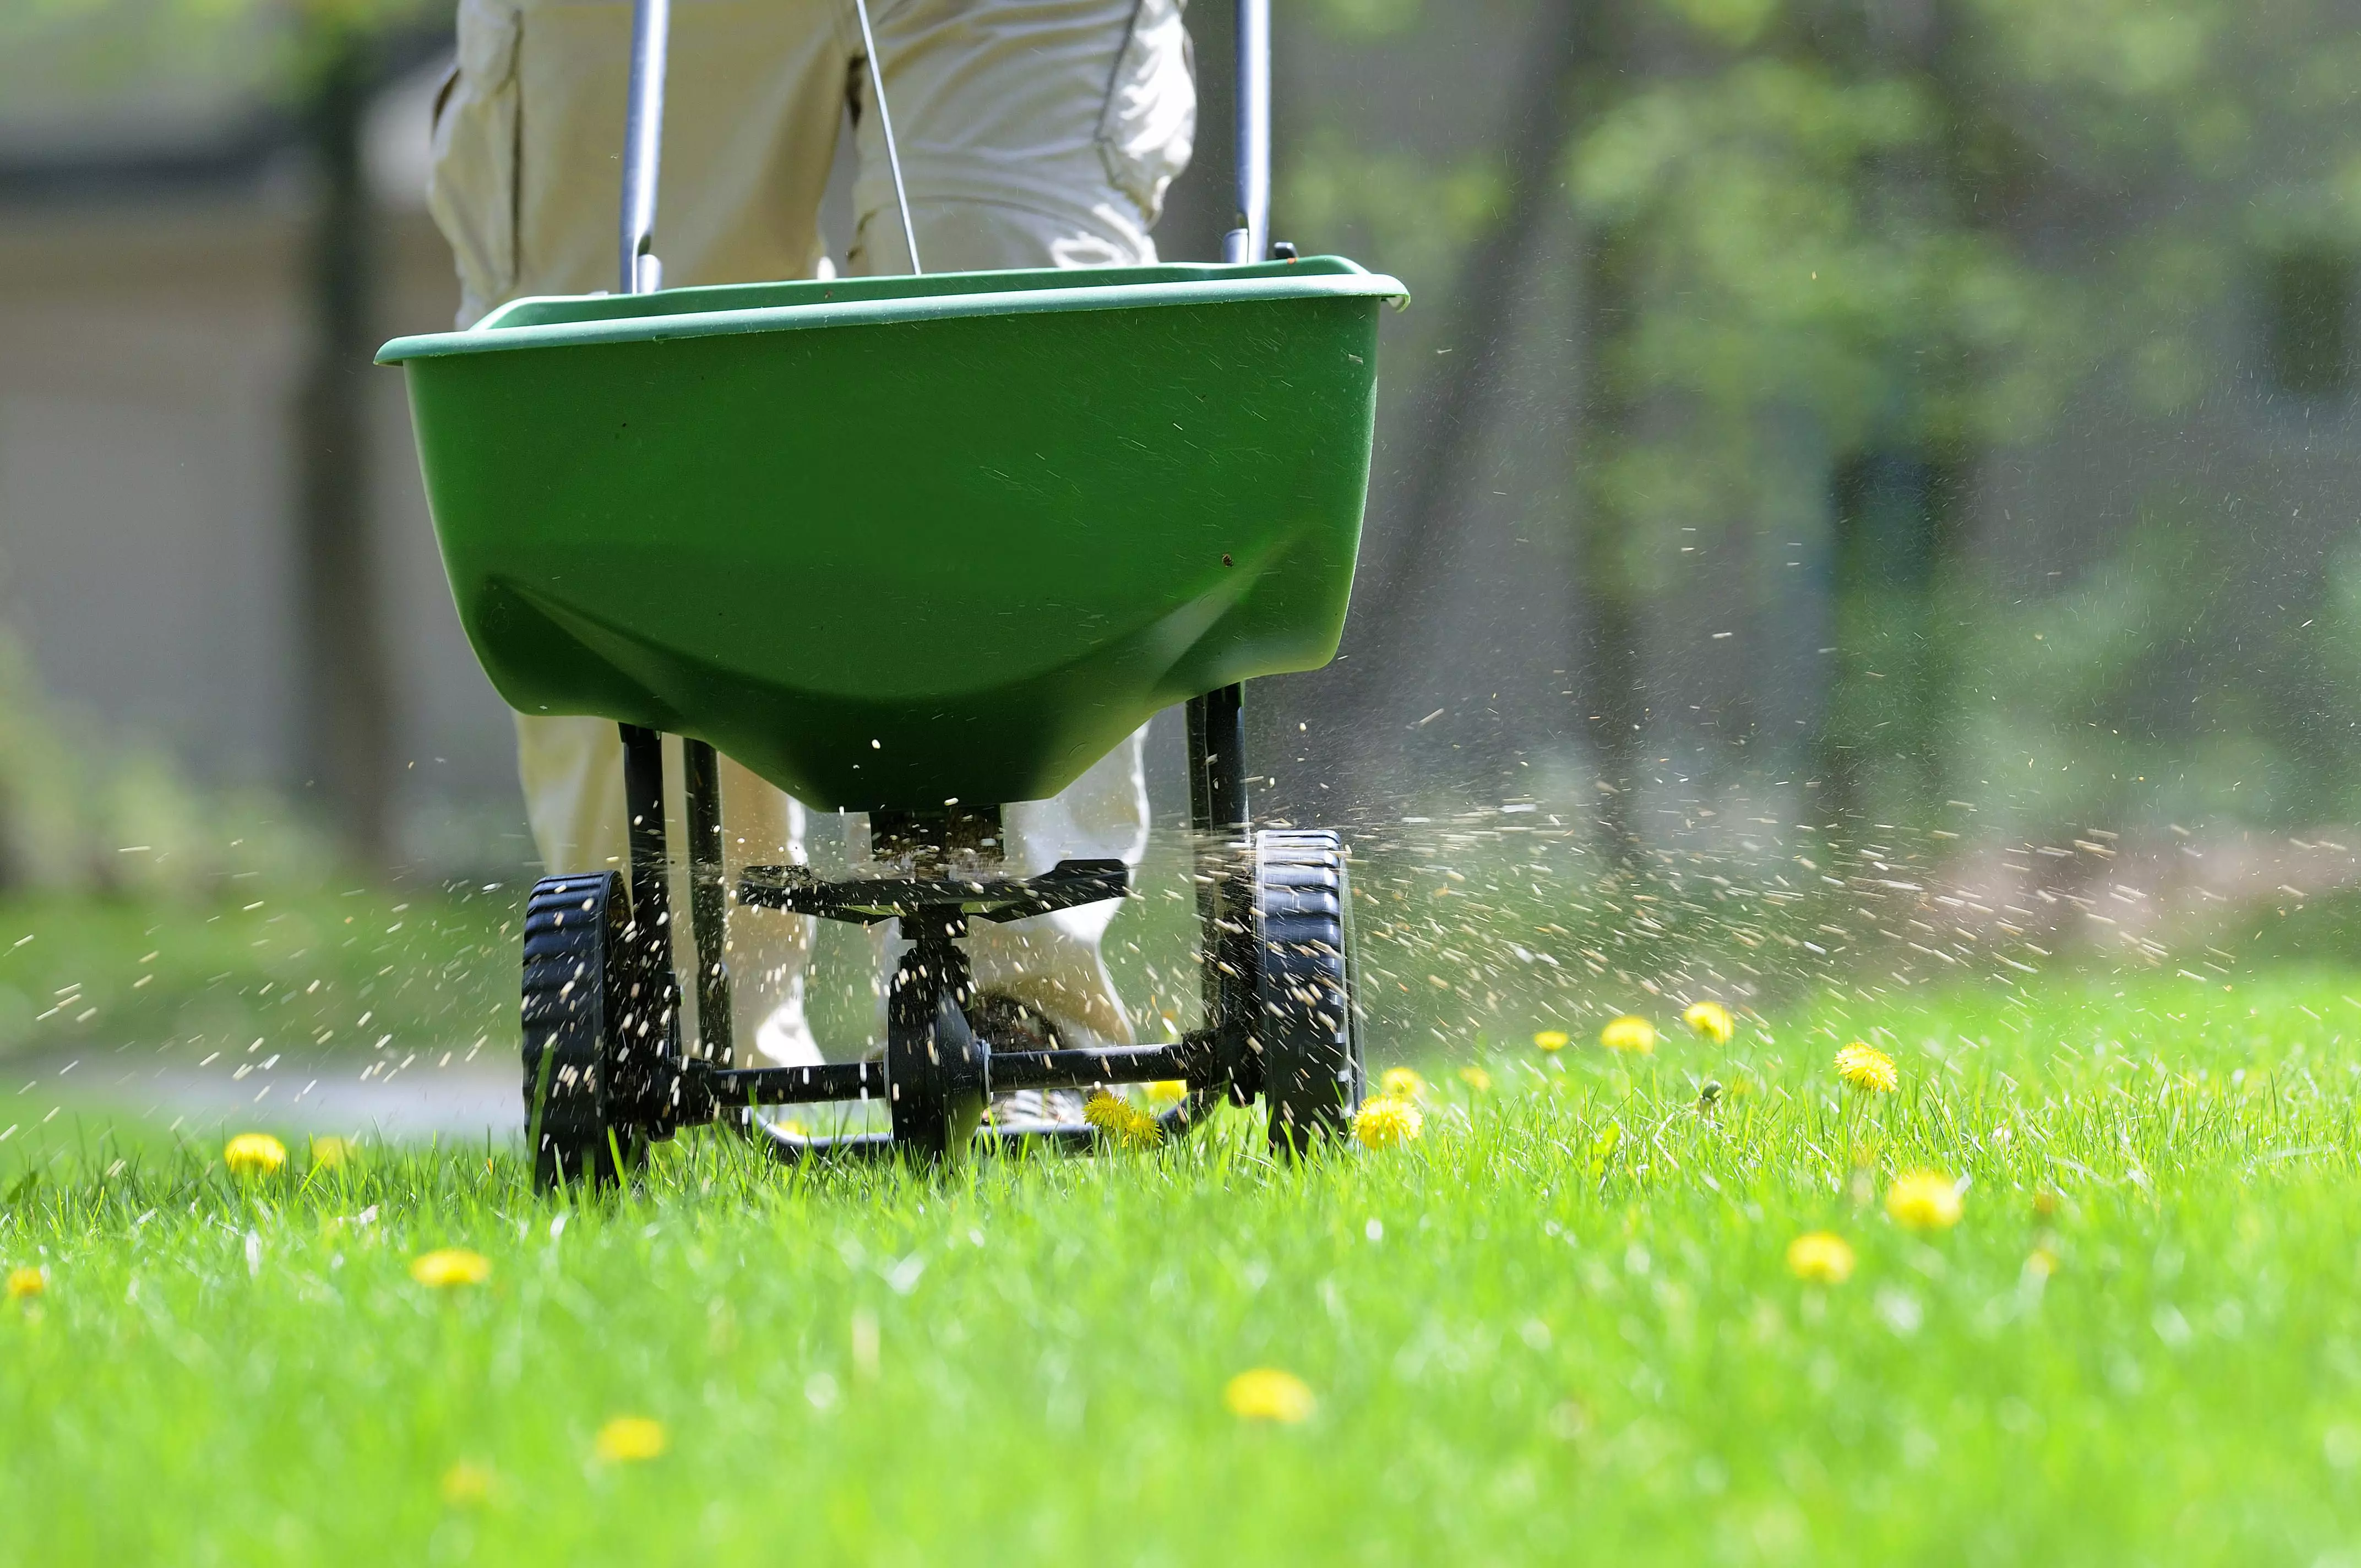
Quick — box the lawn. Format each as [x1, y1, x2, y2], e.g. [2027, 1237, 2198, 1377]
[7, 968, 2361, 1563]
[0, 886, 519, 1065]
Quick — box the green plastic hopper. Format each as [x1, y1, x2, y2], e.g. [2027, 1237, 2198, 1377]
[377, 257, 1405, 810]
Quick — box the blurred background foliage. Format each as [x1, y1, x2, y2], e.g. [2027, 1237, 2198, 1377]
[1286, 0, 2361, 856]
[4, 0, 2360, 901]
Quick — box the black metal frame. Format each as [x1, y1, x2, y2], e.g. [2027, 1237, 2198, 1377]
[594, 682, 1263, 1159]
[738, 857, 1129, 925]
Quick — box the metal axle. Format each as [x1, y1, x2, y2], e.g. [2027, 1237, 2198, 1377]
[691, 1036, 1215, 1113]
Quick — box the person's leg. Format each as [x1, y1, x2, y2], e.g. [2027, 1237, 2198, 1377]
[431, 0, 852, 311]
[846, 0, 1194, 275]
[847, 0, 1196, 1053]
[428, 0, 851, 1059]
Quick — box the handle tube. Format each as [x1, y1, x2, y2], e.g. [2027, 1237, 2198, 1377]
[617, 0, 671, 293]
[1223, 0, 1270, 264]
[684, 739, 734, 1066]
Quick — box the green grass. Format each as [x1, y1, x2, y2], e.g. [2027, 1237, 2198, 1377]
[9, 969, 2361, 1562]
[0, 888, 520, 1064]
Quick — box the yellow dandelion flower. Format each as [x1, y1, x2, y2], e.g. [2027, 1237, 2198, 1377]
[1082, 1090, 1160, 1148]
[1145, 1079, 1188, 1112]
[1682, 1000, 1736, 1044]
[1225, 1368, 1315, 1424]
[1834, 1042, 1898, 1093]
[1352, 1095, 1423, 1150]
[1599, 1015, 1657, 1055]
[223, 1131, 287, 1179]
[1885, 1169, 1963, 1232]
[1379, 1066, 1428, 1101]
[7, 1266, 45, 1300]
[410, 1248, 492, 1288]
[1532, 1030, 1569, 1053]
[308, 1136, 353, 1169]
[594, 1416, 667, 1463]
[440, 1462, 495, 1507]
[1457, 1065, 1492, 1092]
[1786, 1232, 1855, 1284]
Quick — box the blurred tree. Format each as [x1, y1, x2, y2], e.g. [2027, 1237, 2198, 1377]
[290, 0, 428, 872]
[1297, 0, 2361, 840]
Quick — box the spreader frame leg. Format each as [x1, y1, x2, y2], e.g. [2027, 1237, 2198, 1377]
[617, 723, 684, 1105]
[683, 738, 733, 1066]
[1186, 685, 1261, 1104]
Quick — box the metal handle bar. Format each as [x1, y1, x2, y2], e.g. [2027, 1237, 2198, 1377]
[618, 0, 669, 293]
[1225, 0, 1270, 264]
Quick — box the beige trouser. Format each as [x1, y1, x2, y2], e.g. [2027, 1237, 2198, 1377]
[427, 0, 1195, 1057]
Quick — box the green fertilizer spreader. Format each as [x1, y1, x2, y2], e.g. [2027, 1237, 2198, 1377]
[379, 0, 1403, 1185]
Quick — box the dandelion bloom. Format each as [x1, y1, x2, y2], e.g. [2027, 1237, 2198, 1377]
[7, 1266, 44, 1300]
[1352, 1095, 1423, 1150]
[308, 1136, 353, 1169]
[1682, 1000, 1736, 1044]
[1457, 1065, 1493, 1093]
[594, 1416, 667, 1463]
[1885, 1170, 1963, 1232]
[1082, 1091, 1160, 1149]
[1834, 1042, 1898, 1093]
[1532, 1030, 1569, 1053]
[1379, 1066, 1427, 1101]
[1599, 1016, 1657, 1055]
[1786, 1232, 1855, 1284]
[1225, 1368, 1316, 1424]
[1145, 1079, 1188, 1112]
[440, 1462, 494, 1506]
[224, 1132, 287, 1178]
[410, 1248, 492, 1288]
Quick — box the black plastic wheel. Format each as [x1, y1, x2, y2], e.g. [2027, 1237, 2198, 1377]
[521, 871, 649, 1189]
[1254, 829, 1363, 1153]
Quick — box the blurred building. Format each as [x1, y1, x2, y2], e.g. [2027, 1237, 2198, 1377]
[0, 31, 521, 868]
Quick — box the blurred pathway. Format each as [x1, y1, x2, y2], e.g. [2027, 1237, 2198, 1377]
[6, 1046, 521, 1145]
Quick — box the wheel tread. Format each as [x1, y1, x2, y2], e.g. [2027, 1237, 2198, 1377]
[520, 872, 644, 1188]
[1255, 829, 1363, 1152]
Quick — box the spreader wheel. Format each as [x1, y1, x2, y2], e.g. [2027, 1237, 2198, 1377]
[521, 872, 652, 1189]
[1254, 829, 1363, 1153]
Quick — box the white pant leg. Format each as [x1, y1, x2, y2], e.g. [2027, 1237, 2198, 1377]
[959, 730, 1150, 1048]
[848, 0, 1193, 275]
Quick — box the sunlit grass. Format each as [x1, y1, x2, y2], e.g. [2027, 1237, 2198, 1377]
[7, 968, 2361, 1561]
